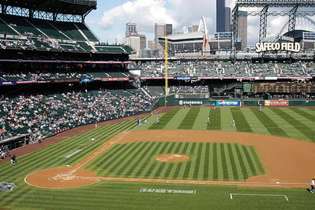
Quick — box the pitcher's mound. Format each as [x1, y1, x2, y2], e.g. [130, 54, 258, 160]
[156, 154, 190, 163]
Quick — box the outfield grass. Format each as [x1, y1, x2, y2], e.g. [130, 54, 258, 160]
[207, 108, 221, 130]
[141, 107, 315, 142]
[178, 107, 200, 129]
[149, 108, 180, 129]
[88, 142, 264, 181]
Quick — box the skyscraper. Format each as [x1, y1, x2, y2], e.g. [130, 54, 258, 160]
[165, 24, 173, 36]
[154, 23, 173, 44]
[216, 0, 226, 32]
[126, 23, 137, 37]
[225, 7, 231, 32]
[238, 11, 248, 50]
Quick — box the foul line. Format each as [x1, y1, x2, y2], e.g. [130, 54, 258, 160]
[229, 193, 289, 202]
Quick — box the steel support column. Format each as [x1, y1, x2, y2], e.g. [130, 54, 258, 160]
[259, 5, 269, 43]
[288, 5, 298, 32]
[232, 5, 239, 50]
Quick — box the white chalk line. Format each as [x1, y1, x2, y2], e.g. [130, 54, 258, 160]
[64, 149, 82, 159]
[229, 193, 289, 201]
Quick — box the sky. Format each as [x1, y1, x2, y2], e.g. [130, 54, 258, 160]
[85, 0, 315, 45]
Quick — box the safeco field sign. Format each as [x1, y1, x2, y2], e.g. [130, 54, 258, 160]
[256, 42, 301, 53]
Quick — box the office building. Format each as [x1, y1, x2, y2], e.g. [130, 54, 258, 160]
[216, 0, 226, 32]
[126, 23, 137, 37]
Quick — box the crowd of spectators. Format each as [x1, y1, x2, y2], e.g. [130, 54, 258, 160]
[170, 86, 209, 94]
[170, 85, 210, 99]
[0, 145, 9, 159]
[0, 89, 154, 142]
[138, 61, 315, 78]
[0, 72, 130, 82]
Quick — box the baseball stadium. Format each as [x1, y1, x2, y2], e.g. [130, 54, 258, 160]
[0, 0, 315, 210]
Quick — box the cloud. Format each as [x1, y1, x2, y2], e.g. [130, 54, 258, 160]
[95, 0, 315, 44]
[101, 0, 176, 33]
[100, 0, 213, 38]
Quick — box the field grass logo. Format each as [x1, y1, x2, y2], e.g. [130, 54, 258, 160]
[0, 182, 16, 192]
[256, 42, 301, 53]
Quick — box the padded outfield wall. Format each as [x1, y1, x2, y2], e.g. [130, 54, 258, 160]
[154, 95, 315, 107]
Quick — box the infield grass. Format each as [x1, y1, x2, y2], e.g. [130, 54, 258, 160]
[88, 142, 264, 181]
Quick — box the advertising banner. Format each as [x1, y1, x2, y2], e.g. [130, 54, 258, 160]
[265, 100, 289, 107]
[215, 100, 241, 107]
[175, 76, 191, 81]
[179, 100, 203, 106]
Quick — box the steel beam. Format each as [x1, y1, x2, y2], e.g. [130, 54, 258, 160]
[246, 11, 315, 16]
[288, 5, 299, 32]
[259, 6, 269, 42]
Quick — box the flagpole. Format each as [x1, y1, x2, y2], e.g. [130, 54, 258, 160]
[164, 36, 169, 107]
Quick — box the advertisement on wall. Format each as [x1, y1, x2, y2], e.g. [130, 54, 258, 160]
[215, 100, 241, 107]
[264, 100, 289, 107]
[179, 100, 203, 106]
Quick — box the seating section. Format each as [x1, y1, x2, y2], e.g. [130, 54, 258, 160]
[0, 89, 154, 141]
[138, 61, 315, 78]
[0, 14, 129, 54]
[0, 71, 130, 82]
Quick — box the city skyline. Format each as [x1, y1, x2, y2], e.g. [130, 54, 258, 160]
[86, 0, 315, 45]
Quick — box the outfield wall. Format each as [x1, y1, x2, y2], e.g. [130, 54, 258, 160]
[154, 95, 315, 107]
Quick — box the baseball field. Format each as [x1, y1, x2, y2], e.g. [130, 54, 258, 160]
[1, 106, 315, 210]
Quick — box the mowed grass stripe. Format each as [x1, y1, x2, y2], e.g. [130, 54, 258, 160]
[220, 143, 229, 180]
[88, 144, 126, 171]
[193, 143, 203, 179]
[197, 142, 207, 180]
[231, 107, 252, 132]
[148, 142, 173, 178]
[141, 142, 170, 178]
[242, 145, 257, 175]
[96, 143, 141, 176]
[164, 142, 183, 178]
[227, 143, 239, 180]
[108, 142, 147, 176]
[2, 121, 131, 179]
[223, 143, 234, 180]
[212, 143, 218, 180]
[153, 142, 177, 178]
[149, 108, 180, 129]
[158, 142, 181, 178]
[182, 143, 197, 179]
[133, 142, 162, 177]
[250, 108, 288, 137]
[121, 142, 154, 177]
[203, 143, 210, 180]
[234, 144, 248, 179]
[66, 122, 137, 165]
[290, 107, 315, 122]
[172, 143, 190, 179]
[1, 124, 112, 175]
[271, 108, 315, 141]
[249, 146, 265, 174]
[178, 108, 200, 129]
[207, 108, 221, 130]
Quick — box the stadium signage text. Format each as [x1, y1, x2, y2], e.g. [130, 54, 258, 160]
[139, 188, 197, 195]
[256, 42, 301, 53]
[179, 100, 203, 105]
[215, 100, 241, 107]
[265, 100, 289, 107]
